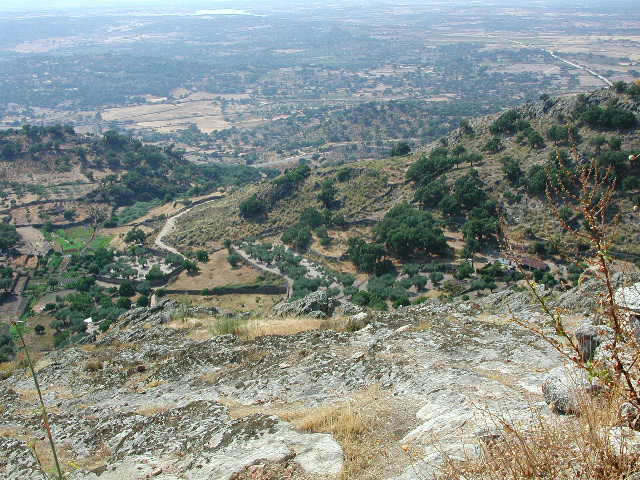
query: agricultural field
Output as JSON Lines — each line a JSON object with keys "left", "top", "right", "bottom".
{"left": 0, "top": 1, "right": 638, "bottom": 165}
{"left": 44, "top": 227, "right": 112, "bottom": 253}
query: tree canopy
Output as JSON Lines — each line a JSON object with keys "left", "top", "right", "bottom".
{"left": 375, "top": 203, "right": 449, "bottom": 258}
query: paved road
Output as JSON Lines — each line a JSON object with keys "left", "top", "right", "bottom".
{"left": 509, "top": 39, "right": 613, "bottom": 87}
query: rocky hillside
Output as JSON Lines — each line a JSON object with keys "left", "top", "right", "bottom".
{"left": 4, "top": 272, "right": 633, "bottom": 480}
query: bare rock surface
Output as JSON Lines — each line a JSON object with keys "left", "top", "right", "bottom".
{"left": 272, "top": 290, "right": 339, "bottom": 317}
{"left": 1, "top": 296, "right": 569, "bottom": 478}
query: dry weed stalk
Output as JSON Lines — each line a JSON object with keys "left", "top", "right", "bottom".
{"left": 11, "top": 320, "right": 63, "bottom": 480}
{"left": 438, "top": 390, "right": 638, "bottom": 479}
{"left": 503, "top": 145, "right": 640, "bottom": 408}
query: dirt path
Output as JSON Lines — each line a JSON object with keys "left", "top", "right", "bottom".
{"left": 234, "top": 247, "right": 294, "bottom": 298}
{"left": 153, "top": 194, "right": 226, "bottom": 257}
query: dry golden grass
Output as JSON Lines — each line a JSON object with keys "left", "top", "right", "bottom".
{"left": 172, "top": 313, "right": 336, "bottom": 341}
{"left": 225, "top": 385, "right": 406, "bottom": 480}
{"left": 136, "top": 405, "right": 174, "bottom": 417}
{"left": 437, "top": 390, "right": 639, "bottom": 480}
{"left": 243, "top": 316, "right": 328, "bottom": 340}
{"left": 0, "top": 360, "right": 19, "bottom": 379}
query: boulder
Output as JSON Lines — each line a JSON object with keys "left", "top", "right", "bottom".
{"left": 272, "top": 290, "right": 338, "bottom": 317}
{"left": 542, "top": 365, "right": 595, "bottom": 414}
{"left": 615, "top": 282, "right": 640, "bottom": 312}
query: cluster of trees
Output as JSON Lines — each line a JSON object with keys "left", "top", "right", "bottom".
{"left": 89, "top": 131, "right": 267, "bottom": 207}
{"left": 0, "top": 323, "right": 15, "bottom": 362}
{"left": 490, "top": 110, "right": 530, "bottom": 135}
{"left": 489, "top": 109, "right": 545, "bottom": 149}
{"left": 0, "top": 266, "right": 13, "bottom": 294}
{"left": 272, "top": 165, "right": 311, "bottom": 200}
{"left": 239, "top": 195, "right": 268, "bottom": 220}
{"left": 124, "top": 228, "right": 146, "bottom": 244}
{"left": 243, "top": 242, "right": 330, "bottom": 299}
{"left": 46, "top": 278, "right": 130, "bottom": 347}
{"left": 0, "top": 223, "right": 19, "bottom": 251}
{"left": 347, "top": 203, "right": 451, "bottom": 273}
{"left": 613, "top": 81, "right": 640, "bottom": 98}
{"left": 390, "top": 141, "right": 411, "bottom": 157}
{"left": 0, "top": 125, "right": 77, "bottom": 161}
{"left": 407, "top": 146, "right": 500, "bottom": 256}
{"left": 281, "top": 207, "right": 337, "bottom": 251}
{"left": 375, "top": 203, "right": 450, "bottom": 259}
{"left": 580, "top": 105, "right": 637, "bottom": 131}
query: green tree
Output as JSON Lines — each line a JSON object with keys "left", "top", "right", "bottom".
{"left": 414, "top": 179, "right": 448, "bottom": 208}
{"left": 501, "top": 157, "right": 523, "bottom": 186}
{"left": 482, "top": 137, "right": 503, "bottom": 154}
{"left": 406, "top": 148, "right": 453, "bottom": 184}
{"left": 347, "top": 238, "right": 386, "bottom": 273}
{"left": 119, "top": 281, "right": 136, "bottom": 297}
{"left": 390, "top": 141, "right": 411, "bottom": 157}
{"left": 0, "top": 223, "right": 19, "bottom": 251}
{"left": 281, "top": 223, "right": 312, "bottom": 251}
{"left": 375, "top": 203, "right": 449, "bottom": 258}
{"left": 195, "top": 250, "right": 209, "bottom": 263}
{"left": 227, "top": 252, "right": 243, "bottom": 267}
{"left": 318, "top": 180, "right": 337, "bottom": 209}
{"left": 125, "top": 228, "right": 146, "bottom": 244}
{"left": 455, "top": 261, "right": 474, "bottom": 280}
{"left": 239, "top": 195, "right": 267, "bottom": 219}
{"left": 146, "top": 265, "right": 165, "bottom": 282}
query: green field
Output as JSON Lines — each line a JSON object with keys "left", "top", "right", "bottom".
{"left": 44, "top": 227, "right": 113, "bottom": 252}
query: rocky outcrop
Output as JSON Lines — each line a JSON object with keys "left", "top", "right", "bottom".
{"left": 0, "top": 298, "right": 569, "bottom": 479}
{"left": 64, "top": 405, "right": 342, "bottom": 480}
{"left": 272, "top": 290, "right": 339, "bottom": 317}
{"left": 575, "top": 320, "right": 613, "bottom": 362}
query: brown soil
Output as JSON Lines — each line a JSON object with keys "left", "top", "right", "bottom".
{"left": 168, "top": 250, "right": 261, "bottom": 290}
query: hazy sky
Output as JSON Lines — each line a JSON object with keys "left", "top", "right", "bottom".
{"left": 1, "top": 0, "right": 241, "bottom": 10}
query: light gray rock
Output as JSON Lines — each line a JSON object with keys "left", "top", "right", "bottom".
{"left": 0, "top": 438, "right": 42, "bottom": 480}
{"left": 615, "top": 282, "right": 640, "bottom": 312}
{"left": 338, "top": 301, "right": 364, "bottom": 316}
{"left": 272, "top": 290, "right": 338, "bottom": 317}
{"left": 542, "top": 365, "right": 594, "bottom": 414}
{"left": 1, "top": 299, "right": 565, "bottom": 479}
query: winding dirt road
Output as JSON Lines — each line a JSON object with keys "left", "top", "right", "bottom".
{"left": 153, "top": 194, "right": 225, "bottom": 257}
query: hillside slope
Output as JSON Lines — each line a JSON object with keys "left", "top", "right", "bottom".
{"left": 170, "top": 85, "right": 640, "bottom": 259}
{"left": 0, "top": 126, "right": 266, "bottom": 228}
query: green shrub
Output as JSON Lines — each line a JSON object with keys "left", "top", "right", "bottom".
{"left": 239, "top": 195, "right": 267, "bottom": 219}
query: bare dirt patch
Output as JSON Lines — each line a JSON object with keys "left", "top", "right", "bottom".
{"left": 168, "top": 250, "right": 261, "bottom": 290}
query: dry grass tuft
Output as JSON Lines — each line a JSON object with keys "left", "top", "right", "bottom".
{"left": 226, "top": 385, "right": 406, "bottom": 479}
{"left": 83, "top": 360, "right": 103, "bottom": 372}
{"left": 438, "top": 390, "right": 640, "bottom": 480}
{"left": 136, "top": 405, "right": 174, "bottom": 417}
